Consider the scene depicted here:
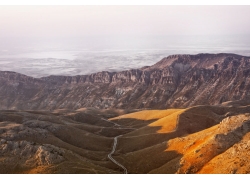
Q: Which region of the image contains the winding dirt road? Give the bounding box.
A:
[108,135,128,174]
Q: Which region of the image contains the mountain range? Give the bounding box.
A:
[0,53,250,110]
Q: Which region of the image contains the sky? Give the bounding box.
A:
[1,6,250,37]
[0,5,250,51]
[0,4,250,77]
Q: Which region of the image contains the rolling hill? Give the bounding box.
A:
[1,101,250,173]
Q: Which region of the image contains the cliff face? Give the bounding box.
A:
[1,53,250,110]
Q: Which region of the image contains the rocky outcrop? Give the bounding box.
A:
[0,139,65,172]
[0,53,250,110]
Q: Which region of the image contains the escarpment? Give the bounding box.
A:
[0,53,250,110]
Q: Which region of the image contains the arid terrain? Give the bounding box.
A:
[1,53,250,110]
[1,53,250,174]
[1,100,250,173]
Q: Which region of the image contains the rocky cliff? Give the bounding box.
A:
[1,53,250,110]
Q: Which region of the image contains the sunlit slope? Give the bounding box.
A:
[110,109,185,133]
[197,114,250,174]
[109,109,184,128]
[149,109,185,133]
[110,109,183,122]
[163,114,250,174]
[112,105,250,174]
[111,106,227,153]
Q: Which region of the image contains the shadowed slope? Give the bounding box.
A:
[0,109,136,173]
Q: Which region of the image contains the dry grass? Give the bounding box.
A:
[149,109,185,133]
[110,109,184,121]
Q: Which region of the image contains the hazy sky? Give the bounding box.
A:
[1,5,250,77]
[0,6,250,50]
[1,6,250,37]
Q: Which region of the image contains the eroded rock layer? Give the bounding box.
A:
[0,53,250,110]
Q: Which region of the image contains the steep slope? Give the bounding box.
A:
[108,104,250,174]
[1,53,250,110]
[161,113,250,174]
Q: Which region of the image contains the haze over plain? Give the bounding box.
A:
[0,6,250,77]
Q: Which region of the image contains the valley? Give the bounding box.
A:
[1,100,250,173]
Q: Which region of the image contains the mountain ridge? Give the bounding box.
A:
[1,53,250,110]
